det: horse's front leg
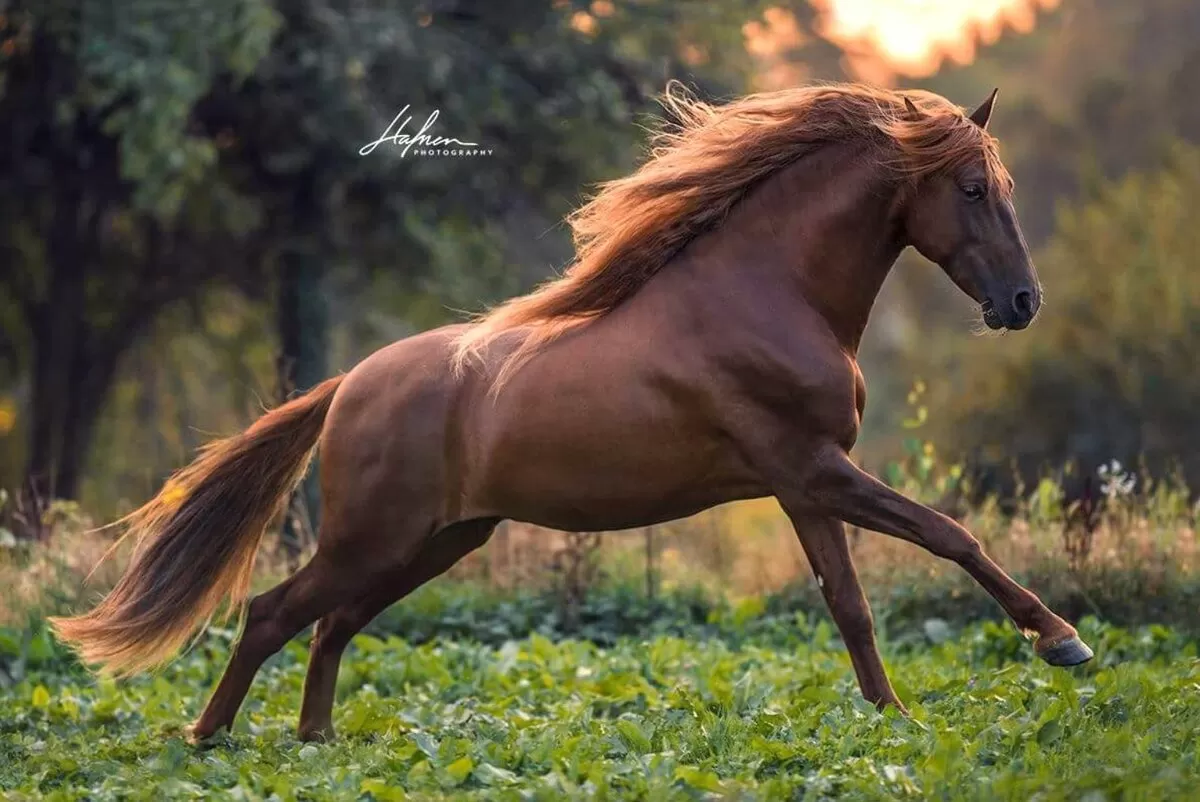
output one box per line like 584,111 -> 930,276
793,445 -> 1092,666
780,509 -> 906,712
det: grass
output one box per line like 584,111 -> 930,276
3,611 -> 1199,800
4,439 -> 1200,798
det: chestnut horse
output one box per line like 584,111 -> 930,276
53,84 -> 1091,743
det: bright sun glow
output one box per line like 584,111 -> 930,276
743,0 -> 1062,88
816,0 -> 1062,79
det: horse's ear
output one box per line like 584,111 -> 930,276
903,96 -> 922,120
968,88 -> 999,129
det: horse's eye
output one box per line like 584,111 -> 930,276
961,183 -> 986,201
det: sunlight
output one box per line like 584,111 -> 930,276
815,0 -> 1062,79
744,1 -> 1063,87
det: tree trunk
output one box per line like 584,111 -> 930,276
52,342 -> 123,501
277,220 -> 328,562
25,315 -> 60,504
22,181 -> 86,523
278,250 -> 329,397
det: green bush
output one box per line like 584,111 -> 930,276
930,144 -> 1200,485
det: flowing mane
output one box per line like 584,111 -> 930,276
453,82 -> 1013,387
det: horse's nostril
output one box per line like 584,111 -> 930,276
1013,289 -> 1035,318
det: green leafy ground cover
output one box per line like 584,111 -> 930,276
3,606 -> 1199,801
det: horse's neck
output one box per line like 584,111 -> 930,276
684,144 -> 905,354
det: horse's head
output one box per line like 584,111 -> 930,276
901,90 -> 1039,331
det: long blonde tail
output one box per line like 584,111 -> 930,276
50,375 -> 344,676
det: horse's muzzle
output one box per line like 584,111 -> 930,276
981,300 -> 1004,330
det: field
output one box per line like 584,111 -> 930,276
4,480 -> 1200,801
3,592 -> 1199,801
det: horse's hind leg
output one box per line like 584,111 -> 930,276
189,551 -> 351,740
297,518 -> 499,742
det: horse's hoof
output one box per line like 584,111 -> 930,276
1038,635 -> 1094,667
298,725 -> 335,743
186,722 -> 227,745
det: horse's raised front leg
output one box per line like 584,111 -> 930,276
797,445 -> 1092,666
780,509 -> 906,712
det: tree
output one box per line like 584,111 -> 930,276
0,0 -> 771,517
0,0 -> 280,516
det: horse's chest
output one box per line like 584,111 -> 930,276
854,366 -> 867,422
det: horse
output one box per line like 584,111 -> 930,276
52,83 -> 1092,743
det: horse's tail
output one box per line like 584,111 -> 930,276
50,375 -> 345,676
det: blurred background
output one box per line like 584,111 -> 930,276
2,0 -> 1200,627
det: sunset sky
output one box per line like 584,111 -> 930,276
572,1 -> 1065,86
816,0 -> 1062,78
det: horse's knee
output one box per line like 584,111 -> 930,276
936,527 -> 983,565
310,609 -> 359,659
238,593 -> 293,661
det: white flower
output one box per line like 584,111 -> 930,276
1098,459 -> 1136,499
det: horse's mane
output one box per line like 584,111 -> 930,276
452,82 -> 1012,388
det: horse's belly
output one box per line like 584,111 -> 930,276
468,414 -> 765,531
502,463 -> 765,532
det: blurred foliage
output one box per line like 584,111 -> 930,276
0,0 -> 286,503
16,0 -> 280,218
364,572 -> 1200,648
880,380 -> 966,506
928,145 -> 1200,487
